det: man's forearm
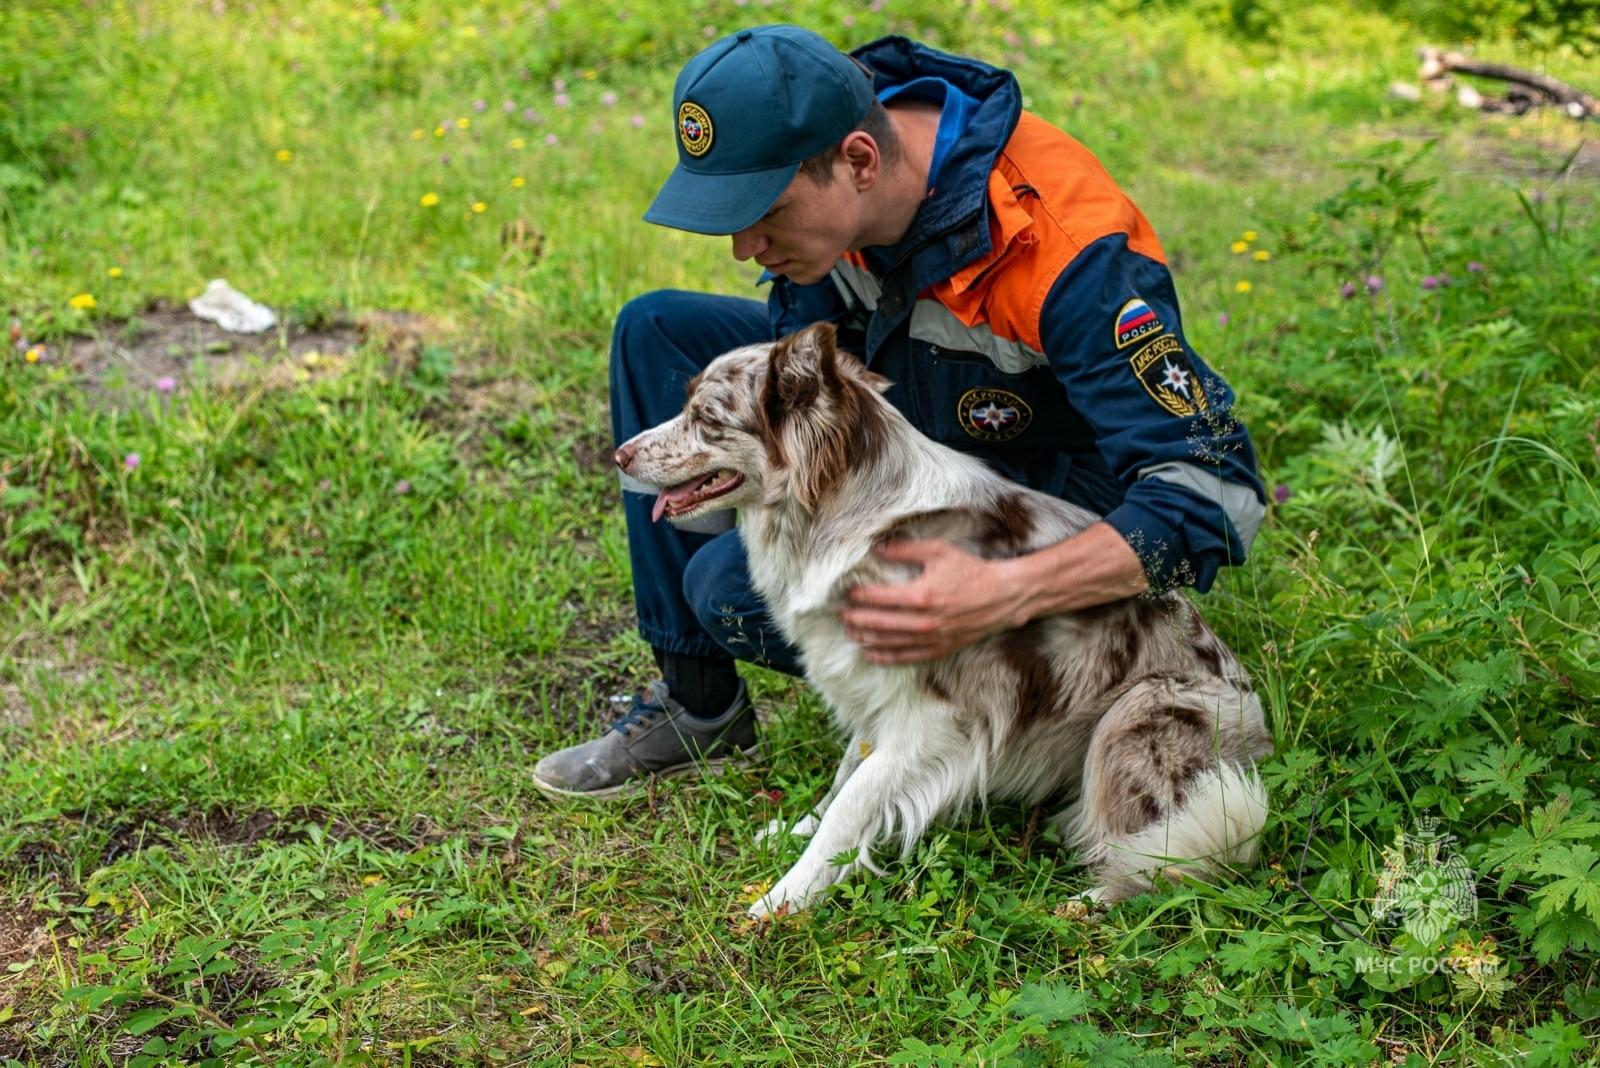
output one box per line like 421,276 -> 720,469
1001,521 -> 1150,624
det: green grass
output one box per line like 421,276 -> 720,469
4,1 -> 1600,1064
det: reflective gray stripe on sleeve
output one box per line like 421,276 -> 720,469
618,471 -> 736,535
1138,461 -> 1265,554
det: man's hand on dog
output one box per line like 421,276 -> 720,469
841,539 -> 1029,664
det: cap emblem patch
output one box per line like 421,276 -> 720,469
678,101 -> 714,158
957,388 -> 1033,442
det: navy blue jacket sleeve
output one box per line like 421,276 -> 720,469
1037,234 -> 1266,593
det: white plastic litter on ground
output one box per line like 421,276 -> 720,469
188,279 -> 277,333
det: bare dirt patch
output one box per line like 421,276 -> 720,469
61,302 -> 435,407
0,899 -> 49,979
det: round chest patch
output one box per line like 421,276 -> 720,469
678,101 -> 713,157
957,388 -> 1033,442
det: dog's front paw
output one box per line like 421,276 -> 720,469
747,864 -> 829,919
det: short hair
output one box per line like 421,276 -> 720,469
797,97 -> 901,184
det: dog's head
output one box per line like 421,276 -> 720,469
615,322 -> 893,523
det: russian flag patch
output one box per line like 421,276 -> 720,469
1114,297 -> 1164,349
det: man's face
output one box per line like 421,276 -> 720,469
728,160 -> 864,286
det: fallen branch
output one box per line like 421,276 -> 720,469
1418,47 -> 1598,119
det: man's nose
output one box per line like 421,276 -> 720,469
730,227 -> 768,263
614,442 -> 636,472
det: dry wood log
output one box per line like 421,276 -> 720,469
1419,47 -> 1598,119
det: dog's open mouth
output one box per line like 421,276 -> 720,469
652,470 -> 745,522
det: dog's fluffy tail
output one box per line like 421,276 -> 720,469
1080,761 -> 1269,902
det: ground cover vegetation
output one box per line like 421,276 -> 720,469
2,0 -> 1599,1064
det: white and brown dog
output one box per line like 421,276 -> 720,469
614,323 -> 1272,918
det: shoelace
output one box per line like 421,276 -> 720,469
607,691 -> 663,737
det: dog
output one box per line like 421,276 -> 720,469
613,322 -> 1272,918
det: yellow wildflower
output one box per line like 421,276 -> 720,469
510,176 -> 526,188
410,128 -> 425,141
419,191 -> 440,207
275,148 -> 293,162
1242,230 -> 1258,242
24,346 -> 42,363
471,201 -> 487,214
107,267 -> 123,278
456,116 -> 471,129
434,126 -> 446,138
69,293 -> 96,310
1253,250 -> 1271,262
1230,240 -> 1248,254
510,137 -> 526,150
1234,280 -> 1253,294
583,68 -> 598,80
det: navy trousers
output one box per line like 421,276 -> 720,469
610,289 -> 806,677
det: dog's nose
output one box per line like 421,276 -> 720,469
614,442 -> 636,472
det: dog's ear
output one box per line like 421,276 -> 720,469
763,322 -> 839,428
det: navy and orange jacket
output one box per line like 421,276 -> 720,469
767,36 -> 1265,594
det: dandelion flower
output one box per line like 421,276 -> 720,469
1242,229 -> 1258,242
275,148 -> 293,162
124,452 -> 141,472
1252,249 -> 1271,262
24,345 -> 42,363
410,128 -> 425,140
471,201 -> 487,213
107,266 -> 123,278
434,125 -> 446,138
419,191 -> 440,207
582,69 -> 598,82
456,116 -> 471,129
69,293 -> 97,310
510,176 -> 526,188
1230,240 -> 1248,254
510,137 -> 526,149
1234,280 -> 1252,294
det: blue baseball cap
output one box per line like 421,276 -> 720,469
644,25 -> 876,235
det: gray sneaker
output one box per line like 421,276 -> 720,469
532,680 -> 759,800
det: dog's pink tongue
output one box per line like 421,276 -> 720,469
651,473 -> 714,522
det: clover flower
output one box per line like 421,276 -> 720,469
1273,483 -> 1292,504
631,113 -> 644,129
601,91 -> 618,108
124,452 -> 141,472
395,479 -> 412,495
553,92 -> 570,108
545,133 -> 559,146
472,99 -> 487,112
522,108 -> 541,123
1340,281 -> 1357,299
155,376 -> 176,393
503,99 -> 516,113
1364,274 -> 1384,293
1467,261 -> 1484,273
1218,312 -> 1231,327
